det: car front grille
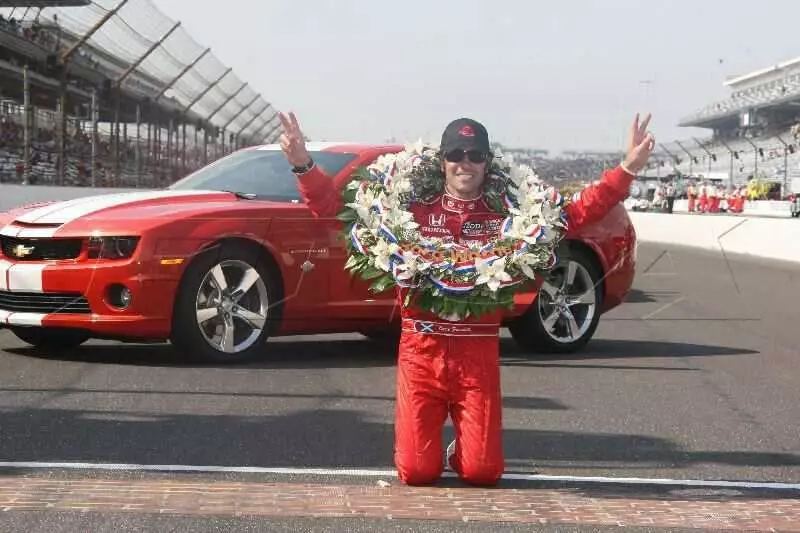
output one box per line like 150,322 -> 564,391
0,236 -> 83,261
0,290 -> 91,314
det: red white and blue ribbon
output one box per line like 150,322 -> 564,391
430,276 -> 476,293
390,258 -> 420,288
350,224 -> 367,255
500,218 -> 544,244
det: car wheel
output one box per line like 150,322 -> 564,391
10,327 -> 91,349
171,242 -> 280,364
509,246 -> 603,355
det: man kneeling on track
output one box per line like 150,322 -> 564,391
277,111 -> 655,486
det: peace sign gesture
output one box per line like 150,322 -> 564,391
622,113 -> 655,175
279,111 -> 312,168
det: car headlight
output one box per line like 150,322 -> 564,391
88,237 -> 140,260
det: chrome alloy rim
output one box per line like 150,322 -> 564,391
537,259 -> 597,344
195,260 -> 269,354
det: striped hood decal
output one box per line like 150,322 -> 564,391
1,190 -> 217,238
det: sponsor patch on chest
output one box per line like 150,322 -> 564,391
461,218 -> 502,236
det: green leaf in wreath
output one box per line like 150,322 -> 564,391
361,266 -> 386,280
370,275 -> 396,293
337,210 -> 359,223
344,254 -> 363,270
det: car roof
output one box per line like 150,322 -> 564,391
251,142 -> 405,154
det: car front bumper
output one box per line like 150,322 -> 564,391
0,256 -> 184,339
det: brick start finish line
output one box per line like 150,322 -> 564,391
0,475 -> 797,529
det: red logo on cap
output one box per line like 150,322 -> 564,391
459,125 -> 475,137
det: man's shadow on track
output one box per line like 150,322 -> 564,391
1,336 -> 759,369
0,405 -> 795,498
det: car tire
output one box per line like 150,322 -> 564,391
170,242 -> 281,364
10,327 -> 91,349
508,245 -> 603,355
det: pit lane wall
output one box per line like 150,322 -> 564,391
627,211 -> 800,264
628,198 -> 793,218
1,184 -> 798,264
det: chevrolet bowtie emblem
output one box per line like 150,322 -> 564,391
12,244 -> 34,258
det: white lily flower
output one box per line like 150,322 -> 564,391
371,240 -> 400,272
475,256 -> 513,292
389,176 -> 412,195
395,251 -> 431,280
537,225 -> 559,244
345,202 -> 374,225
524,197 -> 543,218
508,164 -> 531,186
502,216 -> 542,244
539,202 -> 554,221
384,208 -> 419,232
512,253 -> 539,279
402,139 -> 424,155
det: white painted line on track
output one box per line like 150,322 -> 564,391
0,462 -> 798,491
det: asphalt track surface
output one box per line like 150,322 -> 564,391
0,242 -> 798,531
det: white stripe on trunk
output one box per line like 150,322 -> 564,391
7,263 -> 46,292
0,310 -> 9,324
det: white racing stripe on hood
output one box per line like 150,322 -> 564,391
18,190 -> 214,226
12,192 -> 149,224
0,225 -> 22,238
15,227 -> 66,239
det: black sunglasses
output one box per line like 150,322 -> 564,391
444,149 -> 489,164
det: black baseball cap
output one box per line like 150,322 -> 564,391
440,118 -> 491,154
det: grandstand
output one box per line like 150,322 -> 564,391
643,55 -> 800,198
0,0 -> 280,188
497,145 -> 625,186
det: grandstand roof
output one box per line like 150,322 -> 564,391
0,0 -> 275,141
0,1 -> 89,5
678,57 -> 800,130
723,56 -> 800,88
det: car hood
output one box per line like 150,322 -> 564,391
0,189 -> 283,238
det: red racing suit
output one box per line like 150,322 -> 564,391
296,163 -> 635,486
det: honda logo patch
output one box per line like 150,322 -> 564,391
428,213 -> 446,227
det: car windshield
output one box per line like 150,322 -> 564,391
168,149 -> 358,202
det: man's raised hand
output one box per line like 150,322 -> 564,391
622,113 -> 655,175
279,111 -> 312,168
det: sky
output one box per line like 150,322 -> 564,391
129,0 -> 800,153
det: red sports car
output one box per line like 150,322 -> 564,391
0,144 -> 637,363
